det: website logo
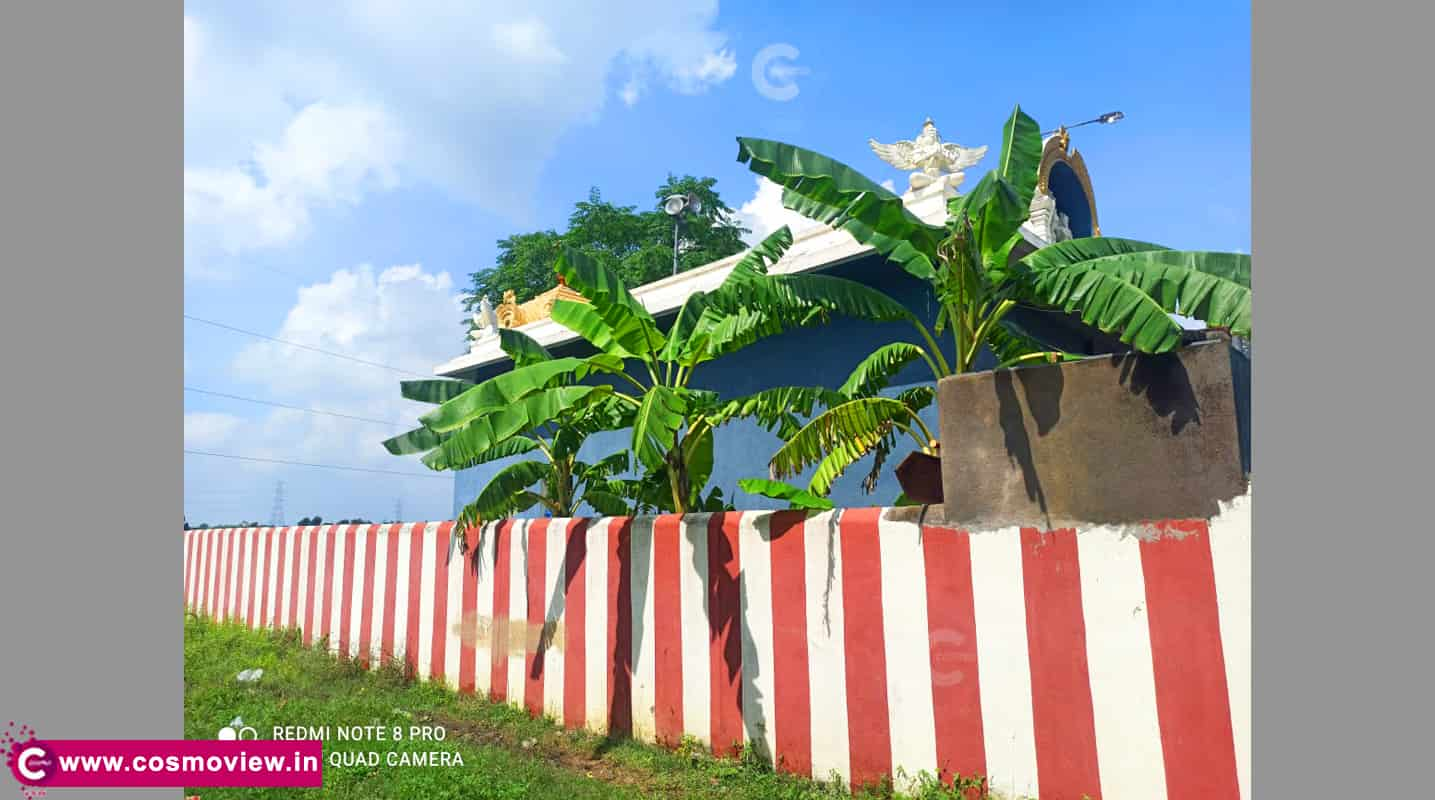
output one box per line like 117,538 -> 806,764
751,44 -> 808,102
3,722 -> 50,799
5,732 -> 321,790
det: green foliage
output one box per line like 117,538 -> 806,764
736,479 -> 834,511
190,520 -> 262,529
465,230 -> 566,312
390,101 -> 1252,522
463,177 -> 751,342
417,359 -> 614,434
652,175 -> 752,276
188,615 -> 986,799
838,342 -> 929,397
532,226 -> 887,514
422,386 -> 613,471
735,103 -> 1253,505
736,137 -> 943,281
400,378 -> 476,404
552,247 -> 667,357
893,767 -> 996,799
769,396 -> 920,496
381,423 -> 451,456
1018,238 -> 1252,343
384,331 -> 644,558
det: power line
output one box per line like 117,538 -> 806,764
184,449 -> 447,480
183,386 -> 402,428
183,314 -> 431,378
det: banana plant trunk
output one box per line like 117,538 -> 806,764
666,451 -> 692,516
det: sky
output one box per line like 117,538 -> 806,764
182,0 -> 1251,527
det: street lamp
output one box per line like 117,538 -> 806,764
1041,110 -> 1124,137
662,192 -> 703,276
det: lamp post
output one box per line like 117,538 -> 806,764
662,192 -> 703,276
1041,110 -> 1124,138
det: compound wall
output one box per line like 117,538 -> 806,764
183,495 -> 1250,799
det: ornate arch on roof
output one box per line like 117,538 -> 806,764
1036,127 -> 1101,238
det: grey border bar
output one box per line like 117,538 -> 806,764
0,0 -> 182,783
1255,0 -> 1430,794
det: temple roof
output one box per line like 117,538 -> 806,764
436,129 -> 1098,378
437,188 -> 1064,377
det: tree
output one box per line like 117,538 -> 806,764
731,104 -> 1252,504
462,178 -> 750,341
650,174 -> 751,276
464,231 -> 566,315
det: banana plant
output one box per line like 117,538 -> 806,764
386,227 -> 870,521
382,329 -> 638,560
540,226 -> 884,515
445,331 -> 643,531
733,103 -> 1252,504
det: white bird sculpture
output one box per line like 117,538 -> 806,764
469,296 -> 500,350
478,296 -> 498,332
869,118 -> 988,193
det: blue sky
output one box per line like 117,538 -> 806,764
183,0 -> 1250,526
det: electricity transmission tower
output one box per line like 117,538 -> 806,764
269,481 -> 286,526
393,497 -> 403,523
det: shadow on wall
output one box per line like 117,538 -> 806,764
992,351 -> 1203,528
1109,351 -> 1201,435
973,339 -> 1244,530
994,368 -> 1059,528
459,511 -> 827,763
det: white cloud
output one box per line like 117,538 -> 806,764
222,263 -> 463,476
880,178 -> 896,192
492,19 -> 566,65
620,24 -> 736,103
676,49 -> 737,91
185,412 -> 245,449
620,77 -> 644,107
184,1 -> 737,233
733,177 -> 826,245
231,263 -> 462,401
185,102 -> 401,254
186,262 -> 465,522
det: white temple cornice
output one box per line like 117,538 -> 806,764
434,187 -> 1056,377
436,116 -> 1101,377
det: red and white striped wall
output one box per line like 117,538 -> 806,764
183,493 -> 1251,799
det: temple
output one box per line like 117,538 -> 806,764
432,122 -> 1126,517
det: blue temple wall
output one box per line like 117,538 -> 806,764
449,253 -> 995,517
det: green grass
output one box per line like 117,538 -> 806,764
184,614 -> 1011,799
